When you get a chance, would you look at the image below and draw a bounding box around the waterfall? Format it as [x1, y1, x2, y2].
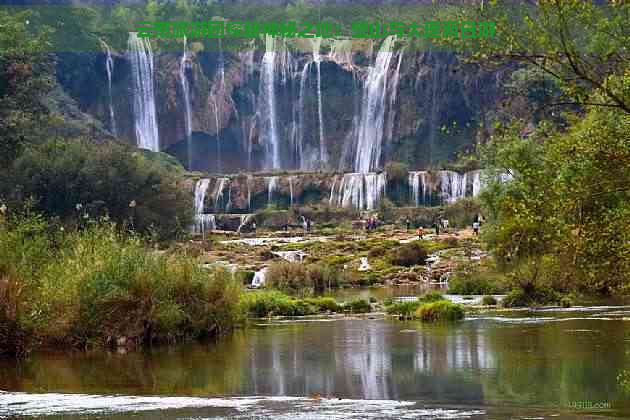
[259, 35, 281, 170]
[192, 179, 211, 234]
[225, 183, 233, 212]
[212, 177, 229, 210]
[439, 171, 467, 204]
[179, 36, 192, 169]
[332, 172, 387, 210]
[364, 173, 387, 210]
[409, 171, 430, 206]
[296, 61, 311, 170]
[386, 50, 404, 144]
[266, 176, 278, 206]
[409, 171, 419, 206]
[329, 176, 338, 206]
[471, 170, 482, 197]
[212, 98, 221, 173]
[353, 36, 397, 173]
[103, 42, 117, 137]
[128, 33, 159, 152]
[289, 176, 295, 206]
[237, 214, 252, 234]
[313, 38, 327, 168]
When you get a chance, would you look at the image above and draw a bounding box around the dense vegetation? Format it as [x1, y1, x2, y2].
[0, 213, 243, 357]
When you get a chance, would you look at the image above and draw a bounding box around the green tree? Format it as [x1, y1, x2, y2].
[0, 10, 55, 166]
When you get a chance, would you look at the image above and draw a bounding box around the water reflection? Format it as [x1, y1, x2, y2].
[1, 315, 630, 417]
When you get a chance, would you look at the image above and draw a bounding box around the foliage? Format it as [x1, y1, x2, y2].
[443, 1, 630, 113]
[389, 242, 428, 267]
[385, 300, 420, 318]
[416, 301, 465, 322]
[243, 291, 339, 317]
[420, 291, 445, 303]
[501, 287, 561, 308]
[481, 295, 497, 306]
[448, 269, 508, 295]
[265, 261, 342, 295]
[344, 298, 371, 314]
[2, 139, 193, 240]
[0, 214, 244, 356]
[0, 11, 55, 167]
[481, 102, 630, 295]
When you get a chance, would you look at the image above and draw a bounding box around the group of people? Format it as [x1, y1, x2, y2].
[406, 213, 483, 239]
[365, 215, 379, 231]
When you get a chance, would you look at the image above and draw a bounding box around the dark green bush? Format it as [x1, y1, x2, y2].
[389, 242, 428, 267]
[502, 286, 561, 308]
[345, 298, 371, 313]
[416, 301, 465, 322]
[385, 301, 420, 317]
[448, 271, 507, 295]
[482, 295, 498, 306]
[1, 215, 244, 355]
[4, 139, 192, 240]
[420, 291, 445, 302]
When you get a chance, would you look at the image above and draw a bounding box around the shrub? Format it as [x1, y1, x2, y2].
[305, 297, 339, 312]
[1, 215, 244, 355]
[243, 292, 340, 317]
[368, 246, 387, 258]
[420, 291, 445, 302]
[389, 242, 428, 267]
[307, 263, 340, 293]
[447, 270, 508, 295]
[345, 298, 371, 313]
[560, 296, 573, 308]
[501, 286, 561, 308]
[385, 301, 420, 317]
[5, 139, 192, 240]
[265, 262, 309, 295]
[416, 301, 465, 322]
[482, 295, 498, 306]
[265, 261, 341, 295]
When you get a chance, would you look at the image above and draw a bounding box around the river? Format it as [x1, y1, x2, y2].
[1, 305, 630, 419]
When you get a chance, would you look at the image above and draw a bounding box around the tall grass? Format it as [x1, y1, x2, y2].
[0, 214, 244, 356]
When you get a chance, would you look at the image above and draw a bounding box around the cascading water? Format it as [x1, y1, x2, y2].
[439, 171, 467, 204]
[313, 38, 327, 167]
[266, 176, 278, 207]
[103, 41, 117, 137]
[329, 176, 338, 206]
[179, 35, 193, 169]
[409, 171, 425, 206]
[353, 36, 397, 173]
[212, 98, 221, 172]
[386, 49, 404, 144]
[192, 179, 212, 234]
[259, 35, 281, 170]
[289, 176, 295, 206]
[212, 177, 229, 210]
[332, 172, 387, 210]
[128, 32, 159, 152]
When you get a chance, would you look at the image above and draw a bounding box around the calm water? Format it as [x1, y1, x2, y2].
[1, 306, 630, 419]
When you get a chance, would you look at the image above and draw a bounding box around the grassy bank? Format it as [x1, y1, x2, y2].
[0, 214, 244, 357]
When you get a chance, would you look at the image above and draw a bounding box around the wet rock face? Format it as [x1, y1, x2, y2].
[57, 46, 504, 173]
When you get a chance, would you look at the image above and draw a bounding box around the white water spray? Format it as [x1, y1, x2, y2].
[128, 33, 159, 152]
